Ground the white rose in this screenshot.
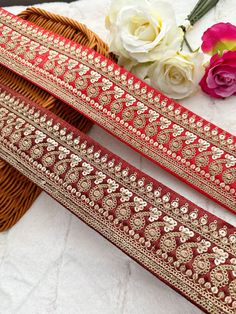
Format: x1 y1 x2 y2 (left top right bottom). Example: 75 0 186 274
106 0 183 63
148 51 204 99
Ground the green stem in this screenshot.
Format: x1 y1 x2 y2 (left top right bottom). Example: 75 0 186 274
181 0 220 52
180 27 194 52
188 0 220 25
188 0 207 21
192 1 219 22
184 36 193 52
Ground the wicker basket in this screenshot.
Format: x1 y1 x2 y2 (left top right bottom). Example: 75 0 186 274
0 7 114 231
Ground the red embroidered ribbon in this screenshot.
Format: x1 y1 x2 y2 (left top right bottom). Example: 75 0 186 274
0 8 235 213
1 82 236 313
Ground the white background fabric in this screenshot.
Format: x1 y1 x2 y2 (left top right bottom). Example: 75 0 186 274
1 0 236 313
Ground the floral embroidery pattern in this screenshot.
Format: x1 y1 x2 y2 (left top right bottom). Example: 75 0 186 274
1 85 236 313
0 9 236 213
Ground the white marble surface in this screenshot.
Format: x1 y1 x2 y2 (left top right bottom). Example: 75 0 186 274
1 0 236 313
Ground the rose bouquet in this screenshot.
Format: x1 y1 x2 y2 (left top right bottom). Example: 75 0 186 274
200 23 236 98
106 0 236 100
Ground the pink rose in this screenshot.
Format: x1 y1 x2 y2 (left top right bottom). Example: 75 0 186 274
201 22 236 55
199 51 236 98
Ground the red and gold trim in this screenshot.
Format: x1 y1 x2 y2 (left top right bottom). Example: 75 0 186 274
0 8 236 212
1 82 236 313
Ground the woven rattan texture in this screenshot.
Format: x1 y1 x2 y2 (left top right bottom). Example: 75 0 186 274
0 7 114 231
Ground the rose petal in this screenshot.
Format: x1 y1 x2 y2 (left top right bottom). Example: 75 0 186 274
215 83 236 97
214 71 235 86
201 22 236 55
200 76 221 98
200 51 236 99
107 0 183 62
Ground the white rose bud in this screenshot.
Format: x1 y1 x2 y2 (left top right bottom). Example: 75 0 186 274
148 51 204 99
106 0 184 63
